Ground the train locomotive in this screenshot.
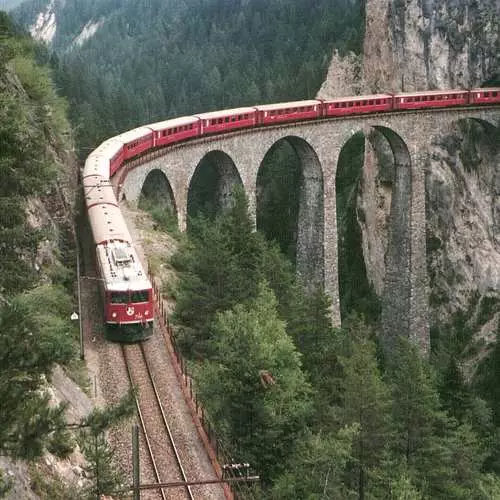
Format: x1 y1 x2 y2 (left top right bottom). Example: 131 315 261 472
83 141 154 341
84 87 500 341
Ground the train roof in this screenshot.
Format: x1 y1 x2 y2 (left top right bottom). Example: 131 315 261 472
469 87 500 93
147 116 200 131
115 126 153 145
255 99 322 111
83 177 118 209
88 203 132 245
97 137 123 156
195 106 257 120
84 151 112 179
96 242 151 292
322 94 393 103
393 89 468 98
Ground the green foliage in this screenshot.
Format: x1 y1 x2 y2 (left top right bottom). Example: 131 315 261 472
0 286 75 459
47 429 76 458
79 389 135 499
140 199 179 235
29 464 83 500
0 21 72 293
478 473 500 499
340 335 393 497
10 54 70 140
270 426 358 499
388 338 487 499
196 283 312 482
388 339 445 484
79 433 126 499
0 468 13 497
385 471 423 500
173 190 268 354
474 329 500 427
20 0 363 155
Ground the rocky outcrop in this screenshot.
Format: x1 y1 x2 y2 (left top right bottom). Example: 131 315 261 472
363 0 500 92
318 0 500 356
425 121 500 330
316 50 362 99
320 0 500 99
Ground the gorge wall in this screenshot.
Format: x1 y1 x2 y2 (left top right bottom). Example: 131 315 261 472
318 0 500 358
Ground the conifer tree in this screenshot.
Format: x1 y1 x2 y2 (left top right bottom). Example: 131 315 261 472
340 335 392 499
389 338 486 498
196 283 312 482
79 390 135 499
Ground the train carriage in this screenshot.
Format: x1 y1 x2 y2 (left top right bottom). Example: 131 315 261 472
256 100 322 125
95 241 154 341
322 94 393 117
393 89 469 110
116 126 155 161
88 202 154 341
469 88 500 105
196 107 258 135
148 116 201 147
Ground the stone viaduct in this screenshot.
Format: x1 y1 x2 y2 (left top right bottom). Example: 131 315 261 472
118 107 500 355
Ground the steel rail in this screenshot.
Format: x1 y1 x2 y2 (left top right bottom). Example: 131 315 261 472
122 345 168 500
139 342 196 500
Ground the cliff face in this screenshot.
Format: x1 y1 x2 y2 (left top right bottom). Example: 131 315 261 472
363 0 500 92
319 0 500 99
319 0 500 355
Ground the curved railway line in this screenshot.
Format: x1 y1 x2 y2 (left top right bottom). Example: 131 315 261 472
122 342 195 500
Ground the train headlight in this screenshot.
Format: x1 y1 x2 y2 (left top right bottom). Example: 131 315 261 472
145 310 149 316
112 312 117 318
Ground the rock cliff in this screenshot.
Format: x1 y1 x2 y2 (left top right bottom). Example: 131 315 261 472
319 0 500 358
319 0 500 98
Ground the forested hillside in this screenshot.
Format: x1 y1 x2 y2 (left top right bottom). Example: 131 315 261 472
0 0 23 11
0 13 134 497
160 188 500 498
0 11 77 493
13 0 363 156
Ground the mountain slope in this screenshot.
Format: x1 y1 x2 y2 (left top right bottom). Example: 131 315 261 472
12 0 363 154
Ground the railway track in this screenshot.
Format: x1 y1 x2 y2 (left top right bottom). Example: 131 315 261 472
123 342 195 500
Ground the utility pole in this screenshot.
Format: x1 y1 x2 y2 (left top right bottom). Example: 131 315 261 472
132 424 140 500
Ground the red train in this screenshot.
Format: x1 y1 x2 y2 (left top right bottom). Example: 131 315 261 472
103 87 500 176
84 87 500 341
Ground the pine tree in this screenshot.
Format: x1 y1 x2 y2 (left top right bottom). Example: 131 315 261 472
270 426 358 499
340 335 393 499
196 283 312 483
389 337 487 498
79 390 135 499
79 432 125 499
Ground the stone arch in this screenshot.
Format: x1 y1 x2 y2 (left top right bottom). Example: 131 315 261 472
139 168 178 217
335 129 380 322
256 135 324 292
187 150 243 223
